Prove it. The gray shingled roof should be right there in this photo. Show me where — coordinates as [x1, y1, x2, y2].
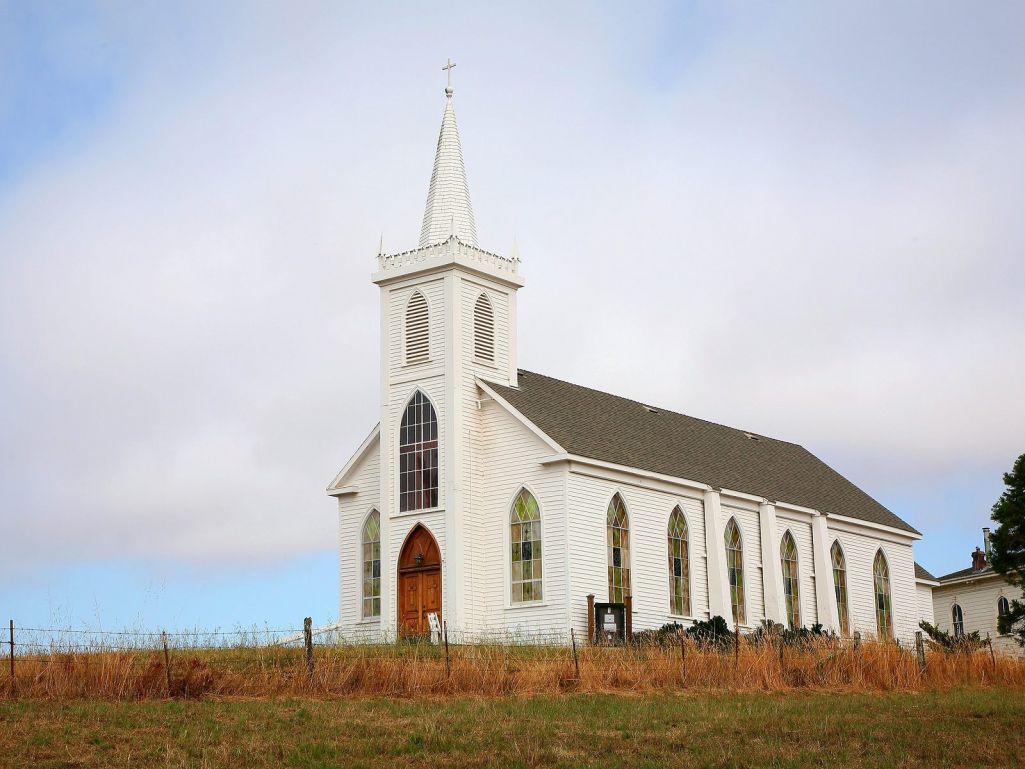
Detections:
[937, 565, 996, 582]
[915, 562, 938, 581]
[488, 370, 919, 535]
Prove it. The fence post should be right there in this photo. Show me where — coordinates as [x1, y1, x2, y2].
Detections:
[734, 623, 740, 674]
[624, 595, 632, 642]
[987, 633, 996, 669]
[853, 631, 861, 651]
[778, 632, 785, 671]
[680, 632, 686, 687]
[304, 617, 314, 685]
[570, 628, 580, 680]
[8, 620, 14, 684]
[587, 595, 595, 645]
[915, 631, 926, 677]
[443, 620, 451, 679]
[161, 631, 172, 697]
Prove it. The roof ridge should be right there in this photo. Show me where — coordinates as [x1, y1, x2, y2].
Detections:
[515, 368, 802, 448]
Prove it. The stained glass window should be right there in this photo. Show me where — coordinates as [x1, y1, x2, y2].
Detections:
[873, 549, 893, 639]
[725, 518, 746, 626]
[510, 489, 542, 603]
[607, 494, 631, 603]
[780, 531, 801, 630]
[361, 510, 381, 618]
[998, 595, 1010, 621]
[831, 541, 850, 635]
[952, 603, 964, 637]
[668, 507, 690, 616]
[399, 391, 438, 512]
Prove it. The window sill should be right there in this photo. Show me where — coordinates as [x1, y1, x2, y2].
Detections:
[392, 506, 445, 519]
[357, 617, 382, 626]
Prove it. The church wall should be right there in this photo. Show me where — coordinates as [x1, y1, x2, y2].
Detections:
[826, 522, 918, 642]
[335, 441, 381, 636]
[774, 512, 817, 628]
[386, 278, 446, 375]
[916, 583, 935, 626]
[721, 502, 766, 627]
[932, 578, 1023, 654]
[467, 396, 568, 638]
[565, 473, 709, 635]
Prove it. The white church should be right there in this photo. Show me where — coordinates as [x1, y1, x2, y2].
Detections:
[327, 73, 931, 643]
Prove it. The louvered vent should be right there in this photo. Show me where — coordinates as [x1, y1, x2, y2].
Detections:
[405, 291, 429, 364]
[473, 293, 495, 363]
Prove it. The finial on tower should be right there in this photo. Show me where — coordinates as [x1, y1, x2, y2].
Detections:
[442, 58, 456, 97]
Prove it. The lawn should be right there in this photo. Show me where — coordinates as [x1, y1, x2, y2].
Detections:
[2, 688, 1022, 768]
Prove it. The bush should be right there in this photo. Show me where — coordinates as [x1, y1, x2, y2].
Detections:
[919, 621, 987, 654]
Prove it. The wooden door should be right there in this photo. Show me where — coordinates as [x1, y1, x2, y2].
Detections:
[399, 572, 422, 636]
[397, 524, 443, 637]
[398, 569, 442, 636]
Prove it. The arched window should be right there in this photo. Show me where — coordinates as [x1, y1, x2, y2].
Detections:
[998, 595, 1011, 621]
[510, 489, 542, 603]
[399, 391, 438, 512]
[607, 494, 631, 603]
[361, 510, 381, 618]
[667, 507, 690, 616]
[830, 541, 850, 635]
[405, 291, 430, 363]
[725, 518, 746, 626]
[951, 603, 964, 637]
[473, 293, 495, 363]
[873, 549, 893, 639]
[780, 531, 801, 630]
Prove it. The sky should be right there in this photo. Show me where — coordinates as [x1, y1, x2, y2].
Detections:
[2, 1, 1024, 632]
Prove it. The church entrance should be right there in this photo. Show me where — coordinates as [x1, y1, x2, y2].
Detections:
[397, 524, 442, 637]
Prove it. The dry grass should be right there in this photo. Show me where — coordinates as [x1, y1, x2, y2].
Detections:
[3, 636, 1024, 700]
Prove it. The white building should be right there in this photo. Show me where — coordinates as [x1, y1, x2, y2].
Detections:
[326, 79, 930, 643]
[928, 530, 1024, 654]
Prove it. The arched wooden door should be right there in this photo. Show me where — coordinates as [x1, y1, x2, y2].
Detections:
[397, 524, 442, 637]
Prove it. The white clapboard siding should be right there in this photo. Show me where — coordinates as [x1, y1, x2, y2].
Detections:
[932, 577, 1024, 654]
[826, 523, 918, 642]
[336, 444, 382, 634]
[565, 473, 710, 635]
[916, 583, 935, 626]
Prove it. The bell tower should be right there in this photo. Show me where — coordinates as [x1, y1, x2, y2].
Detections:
[372, 65, 524, 634]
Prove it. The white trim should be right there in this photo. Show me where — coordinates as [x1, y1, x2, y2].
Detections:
[475, 378, 565, 454]
[825, 511, 921, 541]
[773, 500, 819, 517]
[540, 453, 712, 493]
[328, 485, 358, 497]
[720, 488, 767, 504]
[325, 424, 380, 493]
[916, 577, 941, 587]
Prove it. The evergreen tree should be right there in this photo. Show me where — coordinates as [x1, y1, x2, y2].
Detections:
[989, 453, 1025, 646]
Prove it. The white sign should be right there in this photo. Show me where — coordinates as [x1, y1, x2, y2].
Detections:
[602, 612, 617, 631]
[427, 612, 441, 634]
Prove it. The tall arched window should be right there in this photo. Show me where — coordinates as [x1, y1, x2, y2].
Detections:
[399, 391, 438, 512]
[510, 488, 542, 603]
[725, 518, 746, 626]
[873, 549, 893, 639]
[951, 603, 964, 637]
[668, 507, 690, 616]
[780, 531, 801, 630]
[361, 510, 381, 618]
[607, 494, 631, 603]
[405, 291, 430, 363]
[473, 293, 495, 363]
[831, 541, 850, 635]
[998, 595, 1011, 623]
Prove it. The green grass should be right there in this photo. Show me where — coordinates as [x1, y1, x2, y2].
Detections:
[2, 688, 1023, 768]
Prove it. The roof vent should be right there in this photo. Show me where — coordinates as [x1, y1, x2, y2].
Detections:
[643, 405, 659, 414]
[744, 432, 760, 441]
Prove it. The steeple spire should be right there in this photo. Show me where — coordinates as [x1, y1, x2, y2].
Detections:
[419, 60, 478, 248]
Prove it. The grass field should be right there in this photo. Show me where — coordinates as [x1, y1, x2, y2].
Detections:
[3, 688, 1023, 768]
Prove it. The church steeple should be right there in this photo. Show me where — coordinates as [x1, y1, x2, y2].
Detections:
[419, 60, 478, 248]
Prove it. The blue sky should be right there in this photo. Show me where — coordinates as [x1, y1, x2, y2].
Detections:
[2, 2, 1023, 631]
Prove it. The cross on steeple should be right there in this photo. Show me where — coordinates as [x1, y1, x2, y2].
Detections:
[442, 58, 456, 96]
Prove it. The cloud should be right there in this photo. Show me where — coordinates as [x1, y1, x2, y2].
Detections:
[2, 2, 1023, 579]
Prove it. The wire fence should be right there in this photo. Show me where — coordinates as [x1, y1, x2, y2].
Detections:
[3, 617, 1025, 700]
